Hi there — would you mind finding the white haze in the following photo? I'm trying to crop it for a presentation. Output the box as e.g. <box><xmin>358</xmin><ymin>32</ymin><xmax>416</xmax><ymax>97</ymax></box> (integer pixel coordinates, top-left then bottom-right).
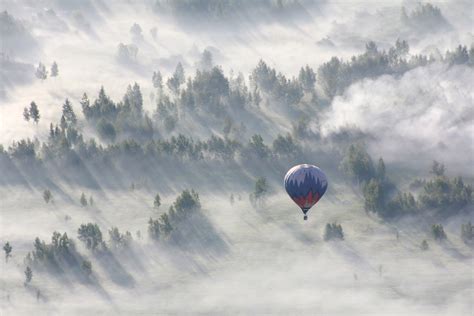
<box><xmin>1</xmin><ymin>0</ymin><xmax>473</xmax><ymax>315</ymax></box>
<box><xmin>1</xmin><ymin>185</ymin><xmax>472</xmax><ymax>315</ymax></box>
<box><xmin>322</xmin><ymin>63</ymin><xmax>474</xmax><ymax>174</ymax></box>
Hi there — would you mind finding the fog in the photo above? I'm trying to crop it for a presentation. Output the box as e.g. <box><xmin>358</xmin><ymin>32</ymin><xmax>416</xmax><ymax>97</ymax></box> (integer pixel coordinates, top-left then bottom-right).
<box><xmin>322</xmin><ymin>62</ymin><xmax>474</xmax><ymax>174</ymax></box>
<box><xmin>1</xmin><ymin>1</ymin><xmax>473</xmax><ymax>315</ymax></box>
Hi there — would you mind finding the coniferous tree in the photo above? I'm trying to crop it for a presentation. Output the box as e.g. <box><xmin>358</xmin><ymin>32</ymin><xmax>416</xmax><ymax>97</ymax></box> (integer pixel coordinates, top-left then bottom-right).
<box><xmin>421</xmin><ymin>239</ymin><xmax>429</xmax><ymax>250</ymax></box>
<box><xmin>363</xmin><ymin>179</ymin><xmax>384</xmax><ymax>213</ymax></box>
<box><xmin>432</xmin><ymin>224</ymin><xmax>447</xmax><ymax>241</ymax></box>
<box><xmin>25</xmin><ymin>266</ymin><xmax>33</xmax><ymax>284</ymax></box>
<box><xmin>89</xmin><ymin>196</ymin><xmax>94</xmax><ymax>207</ymax></box>
<box><xmin>80</xmin><ymin>193</ymin><xmax>88</xmax><ymax>207</ymax></box>
<box><xmin>152</xmin><ymin>71</ymin><xmax>163</xmax><ymax>89</ymax></box>
<box><xmin>253</xmin><ymin>86</ymin><xmax>262</xmax><ymax>107</ymax></box>
<box><xmin>35</xmin><ymin>62</ymin><xmax>47</xmax><ymax>80</ymax></box>
<box><xmin>23</xmin><ymin>107</ymin><xmax>30</xmax><ymax>122</ymax></box>
<box><xmin>130</xmin><ymin>23</ymin><xmax>142</xmax><ymax>39</ymax></box>
<box><xmin>29</xmin><ymin>102</ymin><xmax>40</xmax><ymax>124</ymax></box>
<box><xmin>254</xmin><ymin>177</ymin><xmax>268</xmax><ymax>200</ymax></box>
<box><xmin>431</xmin><ymin>160</ymin><xmax>445</xmax><ymax>177</ymax></box>
<box><xmin>80</xmin><ymin>93</ymin><xmax>91</xmax><ymax>119</ymax></box>
<box><xmin>248</xmin><ymin>134</ymin><xmax>270</xmax><ymax>159</ymax></box>
<box><xmin>62</xmin><ymin>99</ymin><xmax>77</xmax><ymax>125</ymax></box>
<box><xmin>153</xmin><ymin>193</ymin><xmax>161</xmax><ymax>209</ymax></box>
<box><xmin>148</xmin><ymin>217</ymin><xmax>161</xmax><ymax>240</ymax></box>
<box><xmin>376</xmin><ymin>158</ymin><xmax>386</xmax><ymax>180</ymax></box>
<box><xmin>3</xmin><ymin>242</ymin><xmax>12</xmax><ymax>262</ymax></box>
<box><xmin>324</xmin><ymin>223</ymin><xmax>344</xmax><ymax>241</ymax></box>
<box><xmin>298</xmin><ymin>65</ymin><xmax>316</xmax><ymax>91</ymax></box>
<box><xmin>43</xmin><ymin>190</ymin><xmax>52</xmax><ymax>203</ymax></box>
<box><xmin>159</xmin><ymin>213</ymin><xmax>173</xmax><ymax>237</ymax></box>
<box><xmin>81</xmin><ymin>260</ymin><xmax>92</xmax><ymax>277</ymax></box>
<box><xmin>60</xmin><ymin>115</ymin><xmax>67</xmax><ymax>130</ymax></box>
<box><xmin>108</xmin><ymin>227</ymin><xmax>132</xmax><ymax>249</ymax></box>
<box><xmin>199</xmin><ymin>49</ymin><xmax>213</xmax><ymax>71</ymax></box>
<box><xmin>167</xmin><ymin>62</ymin><xmax>185</xmax><ymax>94</ymax></box>
<box><xmin>340</xmin><ymin>144</ymin><xmax>375</xmax><ymax>183</ymax></box>
<box><xmin>78</xmin><ymin>223</ymin><xmax>103</xmax><ymax>250</ymax></box>
<box><xmin>50</xmin><ymin>61</ymin><xmax>58</xmax><ymax>77</ymax></box>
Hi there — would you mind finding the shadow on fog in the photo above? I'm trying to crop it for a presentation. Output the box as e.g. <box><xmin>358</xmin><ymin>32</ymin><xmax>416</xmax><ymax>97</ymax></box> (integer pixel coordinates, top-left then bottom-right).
<box><xmin>168</xmin><ymin>211</ymin><xmax>230</xmax><ymax>260</ymax></box>
<box><xmin>95</xmin><ymin>249</ymin><xmax>136</xmax><ymax>287</ymax></box>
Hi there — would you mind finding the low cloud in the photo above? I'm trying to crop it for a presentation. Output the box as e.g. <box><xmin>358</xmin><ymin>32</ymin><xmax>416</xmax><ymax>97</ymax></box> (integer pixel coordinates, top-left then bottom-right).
<box><xmin>322</xmin><ymin>63</ymin><xmax>474</xmax><ymax>173</ymax></box>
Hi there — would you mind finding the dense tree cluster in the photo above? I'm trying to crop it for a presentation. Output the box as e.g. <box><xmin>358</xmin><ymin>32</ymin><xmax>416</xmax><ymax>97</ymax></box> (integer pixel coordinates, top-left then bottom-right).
<box><xmin>249</xmin><ymin>177</ymin><xmax>269</xmax><ymax>208</ymax></box>
<box><xmin>323</xmin><ymin>223</ymin><xmax>344</xmax><ymax>241</ymax></box>
<box><xmin>108</xmin><ymin>227</ymin><xmax>133</xmax><ymax>250</ymax></box>
<box><xmin>149</xmin><ymin>190</ymin><xmax>201</xmax><ymax>241</ymax></box>
<box><xmin>24</xmin><ymin>231</ymin><xmax>91</xmax><ymax>277</ymax></box>
<box><xmin>431</xmin><ymin>224</ymin><xmax>447</xmax><ymax>241</ymax></box>
<box><xmin>251</xmin><ymin>60</ymin><xmax>303</xmax><ymax>106</ymax></box>
<box><xmin>23</xmin><ymin>101</ymin><xmax>40</xmax><ymax>124</ymax></box>
<box><xmin>340</xmin><ymin>144</ymin><xmax>375</xmax><ymax>184</ymax></box>
<box><xmin>341</xmin><ymin>143</ymin><xmax>472</xmax><ymax>219</ymax></box>
<box><xmin>317</xmin><ymin>40</ymin><xmax>473</xmax><ymax>99</ymax></box>
<box><xmin>154</xmin><ymin>0</ymin><xmax>305</xmax><ymax>19</ymax></box>
<box><xmin>117</xmin><ymin>43</ymin><xmax>138</xmax><ymax>62</ymax></box>
<box><xmin>401</xmin><ymin>3</ymin><xmax>450</xmax><ymax>31</ymax></box>
<box><xmin>78</xmin><ymin>223</ymin><xmax>104</xmax><ymax>251</ymax></box>
<box><xmin>418</xmin><ymin>175</ymin><xmax>472</xmax><ymax>213</ymax></box>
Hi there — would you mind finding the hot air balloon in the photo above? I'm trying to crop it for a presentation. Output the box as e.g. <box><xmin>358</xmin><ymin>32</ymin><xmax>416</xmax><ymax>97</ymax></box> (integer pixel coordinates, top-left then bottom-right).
<box><xmin>284</xmin><ymin>164</ymin><xmax>328</xmax><ymax>220</ymax></box>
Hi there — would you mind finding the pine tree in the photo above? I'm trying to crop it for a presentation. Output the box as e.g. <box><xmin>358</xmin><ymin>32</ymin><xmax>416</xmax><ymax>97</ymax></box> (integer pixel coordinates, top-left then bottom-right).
<box><xmin>50</xmin><ymin>61</ymin><xmax>58</xmax><ymax>77</ymax></box>
<box><xmin>421</xmin><ymin>239</ymin><xmax>429</xmax><ymax>250</ymax></box>
<box><xmin>431</xmin><ymin>160</ymin><xmax>445</xmax><ymax>177</ymax></box>
<box><xmin>253</xmin><ymin>86</ymin><xmax>262</xmax><ymax>107</ymax></box>
<box><xmin>23</xmin><ymin>107</ymin><xmax>30</xmax><ymax>121</ymax></box>
<box><xmin>25</xmin><ymin>266</ymin><xmax>33</xmax><ymax>284</ymax></box>
<box><xmin>60</xmin><ymin>115</ymin><xmax>67</xmax><ymax>130</ymax></box>
<box><xmin>78</xmin><ymin>223</ymin><xmax>103</xmax><ymax>250</ymax></box>
<box><xmin>324</xmin><ymin>223</ymin><xmax>344</xmax><ymax>241</ymax></box>
<box><xmin>81</xmin><ymin>260</ymin><xmax>92</xmax><ymax>276</ymax></box>
<box><xmin>254</xmin><ymin>177</ymin><xmax>268</xmax><ymax>199</ymax></box>
<box><xmin>43</xmin><ymin>189</ymin><xmax>52</xmax><ymax>203</ymax></box>
<box><xmin>298</xmin><ymin>65</ymin><xmax>316</xmax><ymax>91</ymax></box>
<box><xmin>89</xmin><ymin>196</ymin><xmax>94</xmax><ymax>207</ymax></box>
<box><xmin>152</xmin><ymin>71</ymin><xmax>163</xmax><ymax>89</ymax></box>
<box><xmin>153</xmin><ymin>193</ymin><xmax>161</xmax><ymax>209</ymax></box>
<box><xmin>376</xmin><ymin>158</ymin><xmax>386</xmax><ymax>180</ymax></box>
<box><xmin>148</xmin><ymin>217</ymin><xmax>161</xmax><ymax>240</ymax></box>
<box><xmin>80</xmin><ymin>93</ymin><xmax>91</xmax><ymax>119</ymax></box>
<box><xmin>167</xmin><ymin>62</ymin><xmax>185</xmax><ymax>94</ymax></box>
<box><xmin>80</xmin><ymin>193</ymin><xmax>88</xmax><ymax>207</ymax></box>
<box><xmin>29</xmin><ymin>101</ymin><xmax>40</xmax><ymax>124</ymax></box>
<box><xmin>199</xmin><ymin>49</ymin><xmax>213</xmax><ymax>70</ymax></box>
<box><xmin>432</xmin><ymin>224</ymin><xmax>447</xmax><ymax>241</ymax></box>
<box><xmin>159</xmin><ymin>213</ymin><xmax>173</xmax><ymax>237</ymax></box>
<box><xmin>35</xmin><ymin>62</ymin><xmax>47</xmax><ymax>80</ymax></box>
<box><xmin>3</xmin><ymin>242</ymin><xmax>12</xmax><ymax>262</ymax></box>
<box><xmin>62</xmin><ymin>99</ymin><xmax>77</xmax><ymax>125</ymax></box>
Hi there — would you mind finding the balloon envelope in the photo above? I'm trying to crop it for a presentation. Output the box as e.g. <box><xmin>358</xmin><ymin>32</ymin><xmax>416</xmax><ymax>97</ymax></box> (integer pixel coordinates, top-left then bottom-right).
<box><xmin>284</xmin><ymin>164</ymin><xmax>328</xmax><ymax>217</ymax></box>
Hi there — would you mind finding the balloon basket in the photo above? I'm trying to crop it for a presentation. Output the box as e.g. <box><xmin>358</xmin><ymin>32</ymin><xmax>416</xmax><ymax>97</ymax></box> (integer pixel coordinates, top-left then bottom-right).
<box><xmin>304</xmin><ymin>215</ymin><xmax>308</xmax><ymax>220</ymax></box>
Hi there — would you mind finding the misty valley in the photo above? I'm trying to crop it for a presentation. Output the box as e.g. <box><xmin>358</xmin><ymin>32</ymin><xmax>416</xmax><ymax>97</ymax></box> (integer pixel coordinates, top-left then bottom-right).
<box><xmin>0</xmin><ymin>1</ymin><xmax>473</xmax><ymax>315</ymax></box>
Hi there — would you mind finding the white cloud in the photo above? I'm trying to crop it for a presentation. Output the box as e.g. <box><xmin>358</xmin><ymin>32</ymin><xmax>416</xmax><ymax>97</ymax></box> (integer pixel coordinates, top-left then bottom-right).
<box><xmin>323</xmin><ymin>63</ymin><xmax>474</xmax><ymax>173</ymax></box>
